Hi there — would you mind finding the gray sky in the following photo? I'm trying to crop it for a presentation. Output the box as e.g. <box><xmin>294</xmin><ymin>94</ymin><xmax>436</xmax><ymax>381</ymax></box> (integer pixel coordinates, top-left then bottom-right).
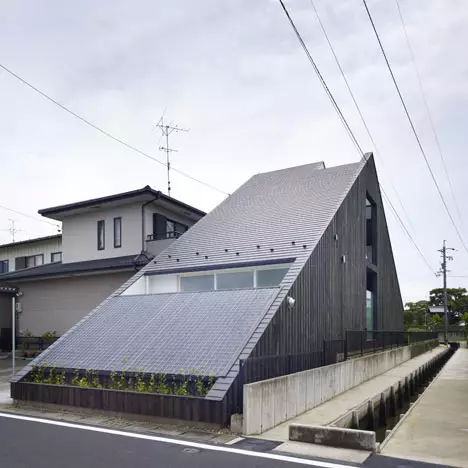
<box><xmin>1</xmin><ymin>0</ymin><xmax>467</xmax><ymax>303</ymax></box>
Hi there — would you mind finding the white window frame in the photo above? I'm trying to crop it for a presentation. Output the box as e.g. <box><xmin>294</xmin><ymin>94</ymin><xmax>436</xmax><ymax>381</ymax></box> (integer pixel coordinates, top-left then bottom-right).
<box><xmin>177</xmin><ymin>263</ymin><xmax>291</xmax><ymax>292</ymax></box>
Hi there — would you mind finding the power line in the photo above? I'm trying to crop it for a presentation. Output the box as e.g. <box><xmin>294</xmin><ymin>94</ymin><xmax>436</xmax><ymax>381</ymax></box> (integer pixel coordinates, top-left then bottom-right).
<box><xmin>374</xmin><ymin>161</ymin><xmax>436</xmax><ymax>276</ymax></box>
<box><xmin>394</xmin><ymin>0</ymin><xmax>467</xmax><ymax>241</ymax></box>
<box><xmin>0</xmin><ymin>62</ymin><xmax>229</xmax><ymax>197</ymax></box>
<box><xmin>309</xmin><ymin>0</ymin><xmax>416</xmax><ymax>236</ymax></box>
<box><xmin>277</xmin><ymin>0</ymin><xmax>364</xmax><ymax>157</ymax></box>
<box><xmin>278</xmin><ymin>0</ymin><xmax>436</xmax><ymax>276</ymax></box>
<box><xmin>361</xmin><ymin>0</ymin><xmax>468</xmax><ymax>257</ymax></box>
<box><xmin>0</xmin><ymin>204</ymin><xmax>60</xmax><ymax>229</ymax></box>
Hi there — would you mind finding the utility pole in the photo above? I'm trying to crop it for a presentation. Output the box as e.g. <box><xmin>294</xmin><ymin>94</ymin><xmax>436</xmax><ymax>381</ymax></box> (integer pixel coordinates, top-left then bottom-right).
<box><xmin>438</xmin><ymin>240</ymin><xmax>455</xmax><ymax>345</ymax></box>
<box><xmin>156</xmin><ymin>117</ymin><xmax>188</xmax><ymax>197</ymax></box>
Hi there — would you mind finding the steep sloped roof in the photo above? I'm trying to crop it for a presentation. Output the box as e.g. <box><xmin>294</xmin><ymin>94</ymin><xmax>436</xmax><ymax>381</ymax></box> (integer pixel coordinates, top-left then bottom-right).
<box><xmin>34</xmin><ymin>288</ymin><xmax>279</xmax><ymax>377</ymax></box>
<box><xmin>142</xmin><ymin>161</ymin><xmax>362</xmax><ymax>274</ymax></box>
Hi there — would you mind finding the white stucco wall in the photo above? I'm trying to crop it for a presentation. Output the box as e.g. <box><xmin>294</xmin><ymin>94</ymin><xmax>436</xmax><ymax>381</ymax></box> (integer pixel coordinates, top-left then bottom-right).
<box><xmin>0</xmin><ymin>236</ymin><xmax>62</xmax><ymax>272</ymax></box>
<box><xmin>16</xmin><ymin>271</ymin><xmax>132</xmax><ymax>335</ymax></box>
<box><xmin>61</xmin><ymin>203</ymin><xmax>143</xmax><ymax>263</ymax></box>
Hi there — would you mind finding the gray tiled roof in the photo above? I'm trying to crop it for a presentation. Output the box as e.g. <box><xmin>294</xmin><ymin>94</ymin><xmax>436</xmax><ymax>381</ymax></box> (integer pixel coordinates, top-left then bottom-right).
<box><xmin>0</xmin><ymin>254</ymin><xmax>152</xmax><ymax>281</ymax></box>
<box><xmin>142</xmin><ymin>161</ymin><xmax>362</xmax><ymax>274</ymax></box>
<box><xmin>34</xmin><ymin>288</ymin><xmax>279</xmax><ymax>377</ymax></box>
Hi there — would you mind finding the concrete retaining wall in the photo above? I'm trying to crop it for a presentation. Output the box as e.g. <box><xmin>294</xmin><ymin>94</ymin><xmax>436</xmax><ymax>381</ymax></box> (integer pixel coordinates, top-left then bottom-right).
<box><xmin>243</xmin><ymin>339</ymin><xmax>438</xmax><ymax>435</ymax></box>
<box><xmin>289</xmin><ymin>423</ymin><xmax>376</xmax><ymax>451</ymax></box>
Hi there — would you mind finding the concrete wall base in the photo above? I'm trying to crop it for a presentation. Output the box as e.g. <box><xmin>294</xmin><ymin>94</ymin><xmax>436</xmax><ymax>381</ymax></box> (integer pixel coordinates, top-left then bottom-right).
<box><xmin>289</xmin><ymin>423</ymin><xmax>376</xmax><ymax>451</ymax></box>
<box><xmin>230</xmin><ymin>414</ymin><xmax>243</xmax><ymax>434</ymax></box>
<box><xmin>243</xmin><ymin>339</ymin><xmax>439</xmax><ymax>435</ymax></box>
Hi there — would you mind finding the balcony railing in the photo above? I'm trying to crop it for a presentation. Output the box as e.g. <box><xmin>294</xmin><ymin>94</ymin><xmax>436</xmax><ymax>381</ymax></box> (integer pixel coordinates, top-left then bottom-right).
<box><xmin>146</xmin><ymin>231</ymin><xmax>183</xmax><ymax>241</ymax></box>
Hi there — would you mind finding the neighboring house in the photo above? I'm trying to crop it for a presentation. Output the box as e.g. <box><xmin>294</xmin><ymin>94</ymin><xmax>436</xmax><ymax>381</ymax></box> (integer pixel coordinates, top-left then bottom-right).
<box><xmin>0</xmin><ymin>235</ymin><xmax>62</xmax><ymax>273</ymax></box>
<box><xmin>0</xmin><ymin>186</ymin><xmax>205</xmax><ymax>348</ymax></box>
<box><xmin>27</xmin><ymin>155</ymin><xmax>403</xmax><ymax>423</ymax></box>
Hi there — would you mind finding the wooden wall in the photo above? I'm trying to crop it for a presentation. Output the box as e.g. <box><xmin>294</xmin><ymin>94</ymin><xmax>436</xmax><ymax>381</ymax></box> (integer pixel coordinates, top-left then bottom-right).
<box><xmin>251</xmin><ymin>157</ymin><xmax>404</xmax><ymax>357</ymax></box>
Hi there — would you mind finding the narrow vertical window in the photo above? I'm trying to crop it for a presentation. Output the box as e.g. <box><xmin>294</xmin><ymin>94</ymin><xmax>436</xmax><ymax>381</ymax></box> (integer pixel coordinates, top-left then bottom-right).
<box><xmin>97</xmin><ymin>220</ymin><xmax>105</xmax><ymax>250</ymax></box>
<box><xmin>114</xmin><ymin>217</ymin><xmax>122</xmax><ymax>248</ymax></box>
<box><xmin>366</xmin><ymin>270</ymin><xmax>377</xmax><ymax>340</ymax></box>
<box><xmin>366</xmin><ymin>195</ymin><xmax>377</xmax><ymax>264</ymax></box>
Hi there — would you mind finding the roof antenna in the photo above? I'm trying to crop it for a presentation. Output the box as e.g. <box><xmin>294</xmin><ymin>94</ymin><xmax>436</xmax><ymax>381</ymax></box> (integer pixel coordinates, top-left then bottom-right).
<box><xmin>156</xmin><ymin>115</ymin><xmax>189</xmax><ymax>197</ymax></box>
<box><xmin>2</xmin><ymin>219</ymin><xmax>23</xmax><ymax>242</ymax></box>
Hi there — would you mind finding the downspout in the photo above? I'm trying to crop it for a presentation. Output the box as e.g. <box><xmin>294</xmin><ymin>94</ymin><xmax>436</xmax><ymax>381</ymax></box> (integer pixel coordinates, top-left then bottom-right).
<box><xmin>141</xmin><ymin>192</ymin><xmax>161</xmax><ymax>252</ymax></box>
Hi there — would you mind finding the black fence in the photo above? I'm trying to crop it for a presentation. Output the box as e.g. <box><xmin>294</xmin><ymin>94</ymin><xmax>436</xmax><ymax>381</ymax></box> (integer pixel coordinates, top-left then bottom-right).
<box><xmin>18</xmin><ymin>336</ymin><xmax>59</xmax><ymax>352</ymax></box>
<box><xmin>344</xmin><ymin>330</ymin><xmax>438</xmax><ymax>359</ymax></box>
<box><xmin>239</xmin><ymin>330</ymin><xmax>438</xmax><ymax>389</ymax></box>
<box><xmin>239</xmin><ymin>351</ymin><xmax>323</xmax><ymax>387</ymax></box>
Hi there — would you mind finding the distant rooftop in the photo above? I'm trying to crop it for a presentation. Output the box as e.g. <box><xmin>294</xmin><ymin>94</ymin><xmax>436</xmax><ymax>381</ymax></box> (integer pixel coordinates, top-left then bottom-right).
<box><xmin>0</xmin><ymin>234</ymin><xmax>61</xmax><ymax>250</ymax></box>
<box><xmin>39</xmin><ymin>186</ymin><xmax>206</xmax><ymax>221</ymax></box>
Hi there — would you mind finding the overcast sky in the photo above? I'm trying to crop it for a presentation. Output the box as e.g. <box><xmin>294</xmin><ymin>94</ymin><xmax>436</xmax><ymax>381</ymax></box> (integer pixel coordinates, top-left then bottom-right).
<box><xmin>1</xmin><ymin>0</ymin><xmax>467</xmax><ymax>303</ymax></box>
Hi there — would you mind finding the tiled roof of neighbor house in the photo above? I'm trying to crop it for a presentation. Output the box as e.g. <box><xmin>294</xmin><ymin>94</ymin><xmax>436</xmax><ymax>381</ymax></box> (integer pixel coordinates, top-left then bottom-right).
<box><xmin>34</xmin><ymin>288</ymin><xmax>279</xmax><ymax>377</ymax></box>
<box><xmin>143</xmin><ymin>160</ymin><xmax>362</xmax><ymax>274</ymax></box>
<box><xmin>0</xmin><ymin>253</ymin><xmax>152</xmax><ymax>281</ymax></box>
<box><xmin>0</xmin><ymin>234</ymin><xmax>61</xmax><ymax>249</ymax></box>
<box><xmin>38</xmin><ymin>186</ymin><xmax>206</xmax><ymax>219</ymax></box>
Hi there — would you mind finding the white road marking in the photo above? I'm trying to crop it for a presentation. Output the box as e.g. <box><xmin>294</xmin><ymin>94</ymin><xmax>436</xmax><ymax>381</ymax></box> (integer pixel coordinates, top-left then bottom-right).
<box><xmin>225</xmin><ymin>436</ymin><xmax>244</xmax><ymax>445</ymax></box>
<box><xmin>0</xmin><ymin>412</ymin><xmax>353</xmax><ymax>468</ymax></box>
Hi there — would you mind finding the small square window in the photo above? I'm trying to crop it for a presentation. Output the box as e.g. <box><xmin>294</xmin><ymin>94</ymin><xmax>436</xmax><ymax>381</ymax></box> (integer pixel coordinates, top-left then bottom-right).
<box><xmin>51</xmin><ymin>252</ymin><xmax>62</xmax><ymax>263</ymax></box>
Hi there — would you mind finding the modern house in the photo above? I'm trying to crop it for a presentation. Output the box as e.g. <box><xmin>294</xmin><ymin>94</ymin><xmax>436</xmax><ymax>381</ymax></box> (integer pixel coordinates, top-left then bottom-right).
<box><xmin>0</xmin><ymin>186</ymin><xmax>205</xmax><ymax>349</ymax></box>
<box><xmin>12</xmin><ymin>155</ymin><xmax>404</xmax><ymax>424</ymax></box>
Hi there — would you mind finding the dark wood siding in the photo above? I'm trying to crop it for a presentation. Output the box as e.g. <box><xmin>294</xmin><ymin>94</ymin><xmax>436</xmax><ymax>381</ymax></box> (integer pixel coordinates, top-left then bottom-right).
<box><xmin>251</xmin><ymin>157</ymin><xmax>404</xmax><ymax>357</ymax></box>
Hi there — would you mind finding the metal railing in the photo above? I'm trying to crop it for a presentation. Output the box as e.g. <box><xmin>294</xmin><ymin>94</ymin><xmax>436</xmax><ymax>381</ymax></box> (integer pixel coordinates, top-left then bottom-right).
<box><xmin>238</xmin><ymin>330</ymin><xmax>437</xmax><ymax>388</ymax></box>
<box><xmin>344</xmin><ymin>330</ymin><xmax>438</xmax><ymax>359</ymax></box>
<box><xmin>146</xmin><ymin>231</ymin><xmax>183</xmax><ymax>241</ymax></box>
<box><xmin>17</xmin><ymin>336</ymin><xmax>59</xmax><ymax>352</ymax></box>
<box><xmin>239</xmin><ymin>351</ymin><xmax>323</xmax><ymax>387</ymax></box>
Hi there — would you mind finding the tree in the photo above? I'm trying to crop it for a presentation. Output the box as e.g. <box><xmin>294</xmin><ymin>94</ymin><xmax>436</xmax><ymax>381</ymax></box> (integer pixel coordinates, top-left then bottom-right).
<box><xmin>428</xmin><ymin>313</ymin><xmax>443</xmax><ymax>331</ymax></box>
<box><xmin>461</xmin><ymin>312</ymin><xmax>468</xmax><ymax>337</ymax></box>
<box><xmin>404</xmin><ymin>301</ymin><xmax>429</xmax><ymax>330</ymax></box>
<box><xmin>429</xmin><ymin>288</ymin><xmax>468</xmax><ymax>325</ymax></box>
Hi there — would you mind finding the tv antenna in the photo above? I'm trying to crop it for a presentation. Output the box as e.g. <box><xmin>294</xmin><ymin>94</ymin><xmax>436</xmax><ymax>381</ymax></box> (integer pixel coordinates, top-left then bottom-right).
<box><xmin>155</xmin><ymin>116</ymin><xmax>189</xmax><ymax>197</ymax></box>
<box><xmin>2</xmin><ymin>219</ymin><xmax>23</xmax><ymax>242</ymax></box>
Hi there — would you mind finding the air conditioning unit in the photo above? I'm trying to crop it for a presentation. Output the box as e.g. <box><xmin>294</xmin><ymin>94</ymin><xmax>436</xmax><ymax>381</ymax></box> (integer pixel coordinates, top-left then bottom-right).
<box><xmin>15</xmin><ymin>302</ymin><xmax>22</xmax><ymax>313</ymax></box>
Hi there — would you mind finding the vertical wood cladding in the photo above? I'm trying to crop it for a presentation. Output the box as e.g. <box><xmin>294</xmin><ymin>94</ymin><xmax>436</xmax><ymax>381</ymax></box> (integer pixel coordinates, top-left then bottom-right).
<box><xmin>251</xmin><ymin>157</ymin><xmax>403</xmax><ymax>358</ymax></box>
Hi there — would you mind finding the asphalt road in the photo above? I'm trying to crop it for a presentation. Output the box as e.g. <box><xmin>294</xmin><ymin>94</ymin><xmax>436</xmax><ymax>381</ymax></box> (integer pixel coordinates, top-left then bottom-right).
<box><xmin>0</xmin><ymin>412</ymin><xmax>453</xmax><ymax>468</ymax></box>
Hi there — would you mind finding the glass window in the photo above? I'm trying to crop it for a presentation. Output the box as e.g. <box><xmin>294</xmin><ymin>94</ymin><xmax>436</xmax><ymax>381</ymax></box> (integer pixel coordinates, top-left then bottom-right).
<box><xmin>0</xmin><ymin>260</ymin><xmax>8</xmax><ymax>273</ymax></box>
<box><xmin>366</xmin><ymin>289</ymin><xmax>374</xmax><ymax>340</ymax></box>
<box><xmin>256</xmin><ymin>268</ymin><xmax>289</xmax><ymax>287</ymax></box>
<box><xmin>25</xmin><ymin>255</ymin><xmax>43</xmax><ymax>268</ymax></box>
<box><xmin>166</xmin><ymin>220</ymin><xmax>175</xmax><ymax>235</ymax></box>
<box><xmin>97</xmin><ymin>220</ymin><xmax>105</xmax><ymax>250</ymax></box>
<box><xmin>217</xmin><ymin>271</ymin><xmax>254</xmax><ymax>290</ymax></box>
<box><xmin>114</xmin><ymin>217</ymin><xmax>122</xmax><ymax>248</ymax></box>
<box><xmin>180</xmin><ymin>274</ymin><xmax>214</xmax><ymax>292</ymax></box>
<box><xmin>51</xmin><ymin>252</ymin><xmax>62</xmax><ymax>263</ymax></box>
